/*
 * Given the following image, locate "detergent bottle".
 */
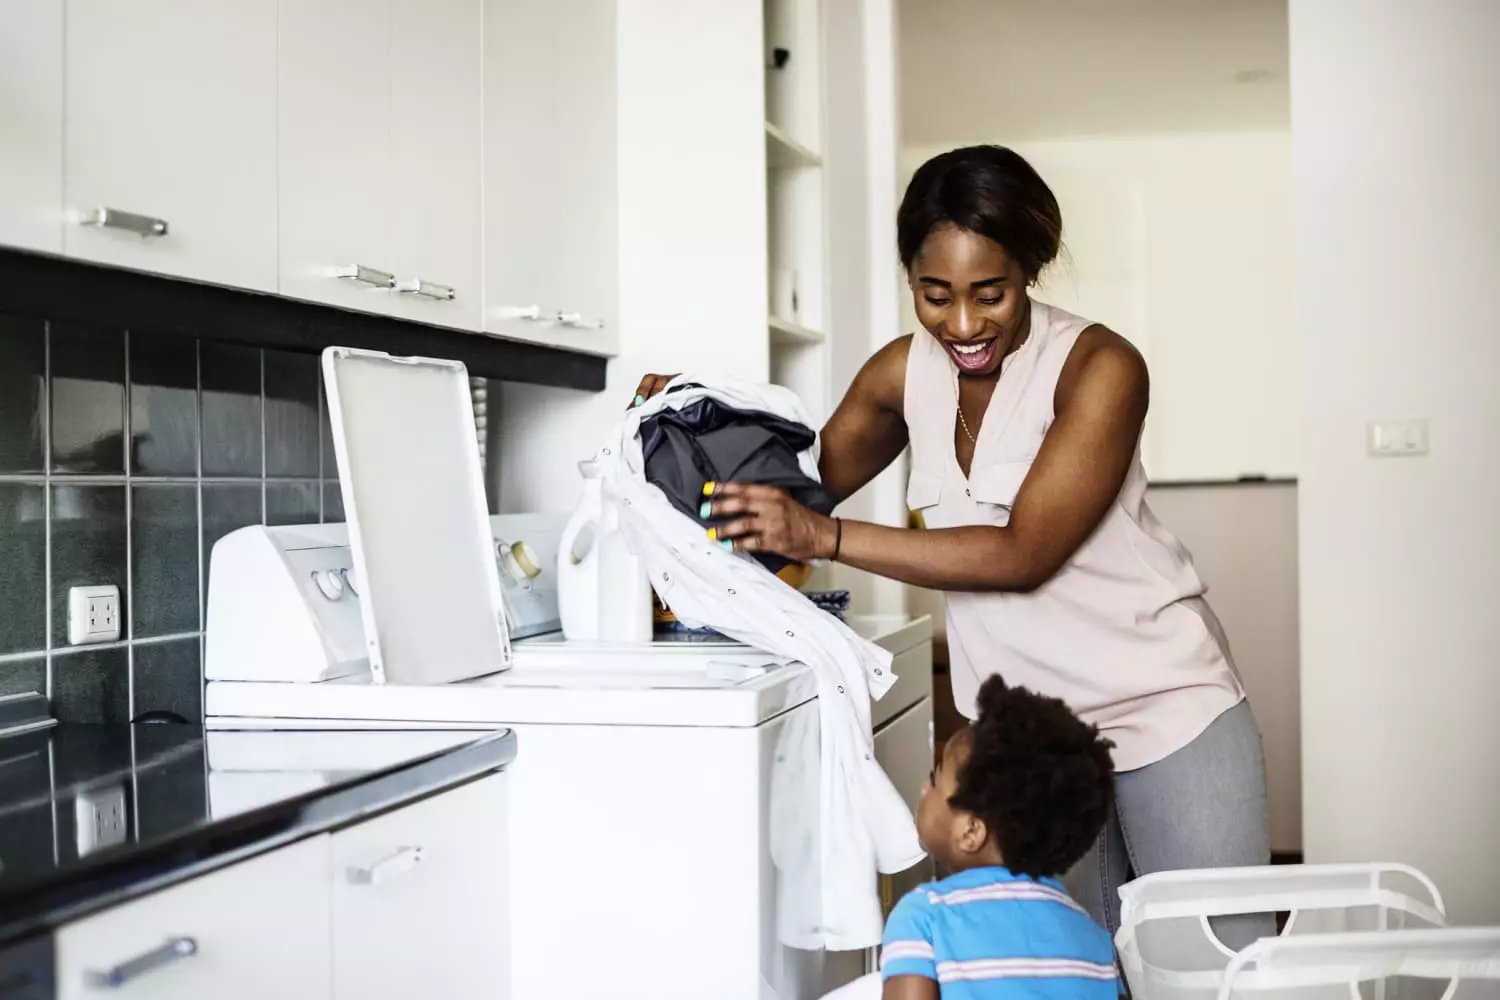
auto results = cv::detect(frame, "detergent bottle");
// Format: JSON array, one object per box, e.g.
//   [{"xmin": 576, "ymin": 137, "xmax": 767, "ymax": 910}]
[{"xmin": 556, "ymin": 459, "xmax": 654, "ymax": 643}]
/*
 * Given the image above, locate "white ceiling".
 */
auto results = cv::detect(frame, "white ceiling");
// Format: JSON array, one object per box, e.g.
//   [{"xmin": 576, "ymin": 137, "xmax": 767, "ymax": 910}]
[{"xmin": 898, "ymin": 0, "xmax": 1290, "ymax": 146}]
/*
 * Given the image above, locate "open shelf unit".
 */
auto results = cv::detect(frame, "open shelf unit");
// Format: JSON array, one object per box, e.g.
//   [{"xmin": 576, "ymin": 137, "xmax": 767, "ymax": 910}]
[{"xmin": 763, "ymin": 0, "xmax": 830, "ymax": 423}]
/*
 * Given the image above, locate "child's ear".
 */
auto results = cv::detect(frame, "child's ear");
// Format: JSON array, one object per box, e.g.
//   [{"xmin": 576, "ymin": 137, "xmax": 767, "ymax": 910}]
[{"xmin": 955, "ymin": 813, "xmax": 988, "ymax": 856}]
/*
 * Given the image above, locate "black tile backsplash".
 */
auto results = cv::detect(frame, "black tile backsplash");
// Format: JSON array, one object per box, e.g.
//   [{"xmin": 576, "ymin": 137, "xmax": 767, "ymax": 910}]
[
  {"xmin": 267, "ymin": 481, "xmax": 320, "ymax": 527},
  {"xmin": 0, "ymin": 315, "xmax": 46, "ymax": 474},
  {"xmin": 50, "ymin": 324, "xmax": 127, "ymax": 476},
  {"xmin": 0, "ymin": 315, "xmax": 342, "ymax": 722},
  {"xmin": 264, "ymin": 350, "xmax": 320, "ymax": 478},
  {"xmin": 131, "ymin": 485, "xmax": 199, "ymax": 638},
  {"xmin": 0, "ymin": 484, "xmax": 45, "ymax": 655},
  {"xmin": 200, "ymin": 343, "xmax": 262, "ymax": 478},
  {"xmin": 0, "ymin": 658, "xmax": 45, "ymax": 706},
  {"xmin": 49, "ymin": 484, "xmax": 128, "ymax": 648},
  {"xmin": 52, "ymin": 646, "xmax": 130, "ymax": 725},
  {"xmin": 133, "ymin": 639, "xmax": 202, "ymax": 724},
  {"xmin": 129, "ymin": 333, "xmax": 199, "ymax": 477}
]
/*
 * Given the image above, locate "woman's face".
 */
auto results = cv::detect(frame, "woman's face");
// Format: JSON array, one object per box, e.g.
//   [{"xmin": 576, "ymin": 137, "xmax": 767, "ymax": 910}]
[{"xmin": 909, "ymin": 223, "xmax": 1031, "ymax": 378}]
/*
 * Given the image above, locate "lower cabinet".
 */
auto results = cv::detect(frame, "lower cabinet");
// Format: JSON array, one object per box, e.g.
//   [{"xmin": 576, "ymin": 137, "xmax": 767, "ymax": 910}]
[
  {"xmin": 874, "ymin": 697, "xmax": 936, "ymax": 917},
  {"xmin": 54, "ymin": 835, "xmax": 332, "ymax": 1000},
  {"xmin": 330, "ymin": 773, "xmax": 509, "ymax": 999},
  {"xmin": 53, "ymin": 771, "xmax": 509, "ymax": 1000}
]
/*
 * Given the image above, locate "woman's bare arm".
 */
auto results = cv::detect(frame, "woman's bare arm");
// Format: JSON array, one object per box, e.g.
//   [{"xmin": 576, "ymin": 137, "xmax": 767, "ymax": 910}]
[
  {"xmin": 832, "ymin": 327, "xmax": 1147, "ymax": 591},
  {"xmin": 709, "ymin": 327, "xmax": 1148, "ymax": 593}
]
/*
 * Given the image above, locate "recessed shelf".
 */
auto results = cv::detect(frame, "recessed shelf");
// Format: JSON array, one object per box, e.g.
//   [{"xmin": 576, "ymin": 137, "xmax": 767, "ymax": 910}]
[
  {"xmin": 769, "ymin": 315, "xmax": 825, "ymax": 345},
  {"xmin": 765, "ymin": 121, "xmax": 822, "ymax": 169}
]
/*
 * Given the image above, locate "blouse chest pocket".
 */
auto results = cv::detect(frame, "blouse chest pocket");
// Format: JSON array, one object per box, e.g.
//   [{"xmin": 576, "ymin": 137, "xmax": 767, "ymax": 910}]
[
  {"xmin": 906, "ymin": 471, "xmax": 943, "ymax": 512},
  {"xmin": 967, "ymin": 460, "xmax": 1033, "ymax": 526},
  {"xmin": 905, "ymin": 471, "xmax": 948, "ymax": 529}
]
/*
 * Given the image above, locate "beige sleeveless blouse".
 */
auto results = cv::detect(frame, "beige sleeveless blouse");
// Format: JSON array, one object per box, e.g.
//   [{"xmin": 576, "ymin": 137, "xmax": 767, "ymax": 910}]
[{"xmin": 904, "ymin": 299, "xmax": 1244, "ymax": 771}]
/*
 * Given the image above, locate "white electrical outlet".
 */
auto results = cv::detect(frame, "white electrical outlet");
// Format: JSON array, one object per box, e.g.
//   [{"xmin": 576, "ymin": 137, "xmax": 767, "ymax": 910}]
[
  {"xmin": 67, "ymin": 585, "xmax": 121, "ymax": 645},
  {"xmin": 75, "ymin": 782, "xmax": 128, "ymax": 856}
]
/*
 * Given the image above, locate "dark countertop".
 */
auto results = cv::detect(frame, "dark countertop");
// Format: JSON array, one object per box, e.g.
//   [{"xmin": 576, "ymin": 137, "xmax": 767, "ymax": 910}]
[{"xmin": 0, "ymin": 722, "xmax": 516, "ymax": 951}]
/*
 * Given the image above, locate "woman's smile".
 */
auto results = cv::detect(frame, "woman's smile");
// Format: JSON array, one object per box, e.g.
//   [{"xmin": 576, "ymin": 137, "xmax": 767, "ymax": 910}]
[{"xmin": 945, "ymin": 337, "xmax": 1000, "ymax": 373}]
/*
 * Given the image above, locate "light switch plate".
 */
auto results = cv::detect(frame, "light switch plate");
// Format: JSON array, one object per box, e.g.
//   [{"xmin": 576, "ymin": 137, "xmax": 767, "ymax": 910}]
[
  {"xmin": 67, "ymin": 585, "xmax": 121, "ymax": 645},
  {"xmin": 1367, "ymin": 419, "xmax": 1429, "ymax": 458}
]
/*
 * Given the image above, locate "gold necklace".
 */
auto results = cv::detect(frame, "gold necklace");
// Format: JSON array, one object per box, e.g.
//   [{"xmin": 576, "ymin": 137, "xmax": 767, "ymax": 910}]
[{"xmin": 955, "ymin": 374, "xmax": 977, "ymax": 444}]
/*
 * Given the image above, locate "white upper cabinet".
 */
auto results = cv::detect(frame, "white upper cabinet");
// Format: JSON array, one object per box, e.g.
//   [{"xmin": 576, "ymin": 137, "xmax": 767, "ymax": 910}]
[
  {"xmin": 64, "ymin": 0, "xmax": 278, "ymax": 291},
  {"xmin": 385, "ymin": 0, "xmax": 483, "ymax": 331},
  {"xmin": 545, "ymin": 0, "xmax": 619, "ymax": 356},
  {"xmin": 0, "ymin": 0, "xmax": 627, "ymax": 352},
  {"xmin": 279, "ymin": 0, "xmax": 483, "ymax": 327},
  {"xmin": 277, "ymin": 0, "xmax": 396, "ymax": 315},
  {"xmin": 0, "ymin": 0, "xmax": 63, "ymax": 254},
  {"xmin": 482, "ymin": 0, "xmax": 619, "ymax": 356}
]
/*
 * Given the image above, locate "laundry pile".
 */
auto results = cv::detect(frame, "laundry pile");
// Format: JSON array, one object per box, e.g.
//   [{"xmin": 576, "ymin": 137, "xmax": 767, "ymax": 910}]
[
  {"xmin": 637, "ymin": 384, "xmax": 836, "ymax": 576},
  {"xmin": 654, "ymin": 589, "xmax": 851, "ymax": 639},
  {"xmin": 590, "ymin": 376, "xmax": 923, "ymax": 951}
]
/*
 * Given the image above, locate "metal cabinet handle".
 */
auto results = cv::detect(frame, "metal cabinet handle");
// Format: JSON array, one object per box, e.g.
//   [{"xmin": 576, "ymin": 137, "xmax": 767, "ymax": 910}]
[
  {"xmin": 87, "ymin": 936, "xmax": 198, "ymax": 990},
  {"xmin": 556, "ymin": 311, "xmax": 604, "ymax": 330},
  {"xmin": 394, "ymin": 278, "xmax": 455, "ymax": 301},
  {"xmin": 346, "ymin": 845, "xmax": 425, "ymax": 886},
  {"xmin": 334, "ymin": 264, "xmax": 396, "ymax": 288},
  {"xmin": 494, "ymin": 304, "xmax": 543, "ymax": 321},
  {"xmin": 78, "ymin": 207, "xmax": 168, "ymax": 237}
]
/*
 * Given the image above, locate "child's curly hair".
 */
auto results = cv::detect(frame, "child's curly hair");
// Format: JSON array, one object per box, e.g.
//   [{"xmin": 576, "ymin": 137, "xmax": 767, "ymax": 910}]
[{"xmin": 948, "ymin": 676, "xmax": 1116, "ymax": 878}]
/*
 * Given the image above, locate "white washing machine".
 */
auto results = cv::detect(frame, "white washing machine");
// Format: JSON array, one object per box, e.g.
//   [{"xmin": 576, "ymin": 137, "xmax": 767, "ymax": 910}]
[
  {"xmin": 205, "ymin": 517, "xmax": 933, "ymax": 1000},
  {"xmin": 203, "ymin": 349, "xmax": 934, "ymax": 998}
]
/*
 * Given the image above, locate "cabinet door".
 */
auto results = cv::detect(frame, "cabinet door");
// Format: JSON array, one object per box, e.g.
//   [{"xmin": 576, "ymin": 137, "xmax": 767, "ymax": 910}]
[
  {"xmin": 875, "ymin": 698, "xmax": 935, "ymax": 914},
  {"xmin": 386, "ymin": 0, "xmax": 483, "ymax": 331},
  {"xmin": 0, "ymin": 0, "xmax": 63, "ymax": 254},
  {"xmin": 542, "ymin": 0, "xmax": 617, "ymax": 355},
  {"xmin": 54, "ymin": 835, "xmax": 332, "ymax": 1000},
  {"xmin": 277, "ymin": 0, "xmax": 395, "ymax": 315},
  {"xmin": 481, "ymin": 0, "xmax": 618, "ymax": 356},
  {"xmin": 331, "ymin": 773, "xmax": 509, "ymax": 1000},
  {"xmin": 63, "ymin": 0, "xmax": 277, "ymax": 290},
  {"xmin": 481, "ymin": 0, "xmax": 558, "ymax": 347}
]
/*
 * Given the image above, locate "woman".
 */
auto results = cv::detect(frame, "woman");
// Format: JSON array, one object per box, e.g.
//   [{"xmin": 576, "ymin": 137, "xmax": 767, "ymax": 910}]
[{"xmin": 634, "ymin": 145, "xmax": 1270, "ymax": 945}]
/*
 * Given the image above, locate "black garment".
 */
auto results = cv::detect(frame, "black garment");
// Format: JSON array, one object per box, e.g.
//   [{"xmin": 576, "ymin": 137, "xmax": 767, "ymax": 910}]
[{"xmin": 638, "ymin": 388, "xmax": 833, "ymax": 574}]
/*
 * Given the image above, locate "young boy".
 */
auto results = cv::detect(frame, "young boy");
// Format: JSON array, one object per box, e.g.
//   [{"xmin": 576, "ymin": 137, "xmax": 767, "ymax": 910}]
[{"xmin": 881, "ymin": 676, "xmax": 1119, "ymax": 999}]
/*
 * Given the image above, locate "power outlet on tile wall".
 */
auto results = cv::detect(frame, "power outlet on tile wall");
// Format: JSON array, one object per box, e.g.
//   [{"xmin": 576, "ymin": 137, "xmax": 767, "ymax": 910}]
[
  {"xmin": 68, "ymin": 585, "xmax": 121, "ymax": 646},
  {"xmin": 75, "ymin": 782, "xmax": 128, "ymax": 856}
]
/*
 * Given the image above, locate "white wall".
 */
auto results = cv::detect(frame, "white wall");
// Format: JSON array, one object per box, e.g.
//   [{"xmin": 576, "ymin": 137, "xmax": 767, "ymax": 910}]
[
  {"xmin": 1293, "ymin": 0, "xmax": 1500, "ymax": 924},
  {"xmin": 900, "ymin": 133, "xmax": 1296, "ymax": 482},
  {"xmin": 494, "ymin": 0, "xmax": 768, "ymax": 513},
  {"xmin": 818, "ymin": 0, "xmax": 908, "ymax": 615},
  {"xmin": 1147, "ymin": 482, "xmax": 1302, "ymax": 854}
]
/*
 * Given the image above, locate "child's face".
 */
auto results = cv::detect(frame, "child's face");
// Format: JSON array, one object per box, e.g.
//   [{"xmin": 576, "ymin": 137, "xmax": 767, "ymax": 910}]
[{"xmin": 916, "ymin": 727, "xmax": 993, "ymax": 871}]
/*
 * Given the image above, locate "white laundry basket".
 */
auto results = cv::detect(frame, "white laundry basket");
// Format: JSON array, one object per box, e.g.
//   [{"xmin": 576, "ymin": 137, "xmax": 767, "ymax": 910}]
[
  {"xmin": 1217, "ymin": 927, "xmax": 1500, "ymax": 1000},
  {"xmin": 1116, "ymin": 864, "xmax": 1448, "ymax": 1000}
]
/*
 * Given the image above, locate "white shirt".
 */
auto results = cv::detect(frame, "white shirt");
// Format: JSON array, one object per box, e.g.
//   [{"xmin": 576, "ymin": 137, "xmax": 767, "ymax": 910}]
[{"xmin": 591, "ymin": 376, "xmax": 924, "ymax": 951}]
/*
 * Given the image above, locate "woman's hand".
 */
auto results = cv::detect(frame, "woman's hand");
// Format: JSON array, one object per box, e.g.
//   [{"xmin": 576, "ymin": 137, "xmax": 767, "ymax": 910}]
[
  {"xmin": 705, "ymin": 483, "xmax": 838, "ymax": 562},
  {"xmin": 628, "ymin": 372, "xmax": 680, "ymax": 409}
]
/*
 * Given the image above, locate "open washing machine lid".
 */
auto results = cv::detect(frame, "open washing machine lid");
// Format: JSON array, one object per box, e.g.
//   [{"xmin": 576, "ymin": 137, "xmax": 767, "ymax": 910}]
[{"xmin": 322, "ymin": 347, "xmax": 510, "ymax": 686}]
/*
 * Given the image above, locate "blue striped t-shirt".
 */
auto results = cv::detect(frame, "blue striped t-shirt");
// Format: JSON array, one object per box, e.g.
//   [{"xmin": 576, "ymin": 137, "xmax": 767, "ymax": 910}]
[{"xmin": 881, "ymin": 866, "xmax": 1120, "ymax": 998}]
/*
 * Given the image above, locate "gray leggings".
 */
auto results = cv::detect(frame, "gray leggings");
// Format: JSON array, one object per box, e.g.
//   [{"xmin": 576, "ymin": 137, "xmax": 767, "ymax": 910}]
[{"xmin": 1062, "ymin": 699, "xmax": 1275, "ymax": 951}]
